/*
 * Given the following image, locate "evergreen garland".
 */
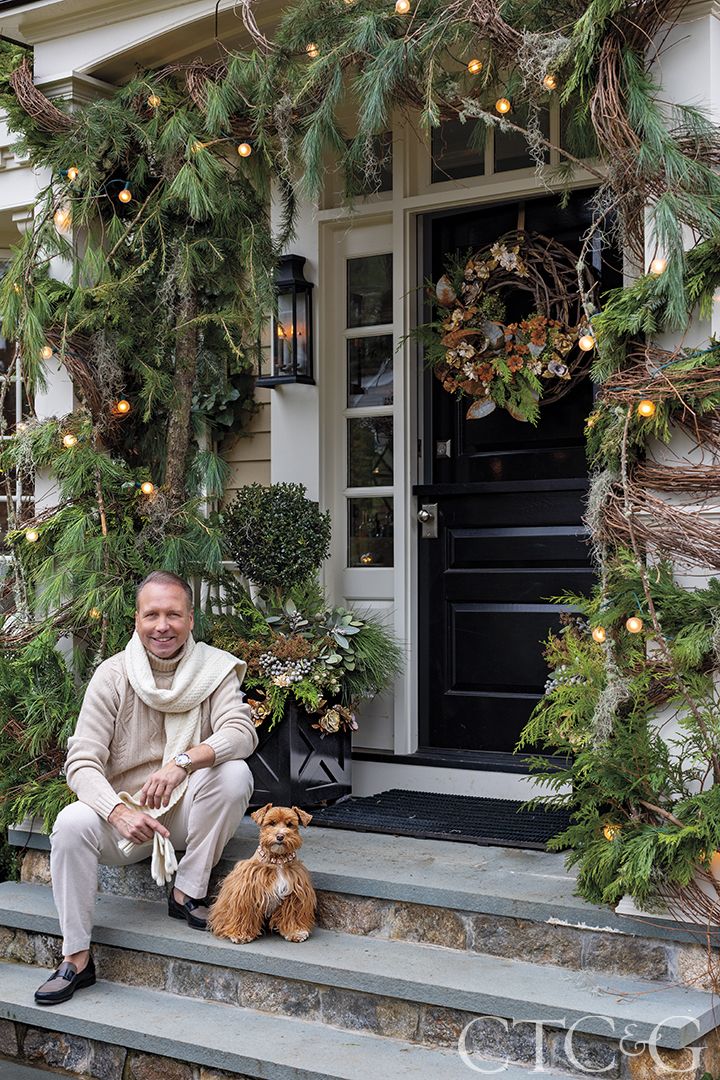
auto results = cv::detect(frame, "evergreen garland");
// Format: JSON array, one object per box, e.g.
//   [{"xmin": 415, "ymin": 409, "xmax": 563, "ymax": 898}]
[{"xmin": 0, "ymin": 0, "xmax": 719, "ymax": 917}]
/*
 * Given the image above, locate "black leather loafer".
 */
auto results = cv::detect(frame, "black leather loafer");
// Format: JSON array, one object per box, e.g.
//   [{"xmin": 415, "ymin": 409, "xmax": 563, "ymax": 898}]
[
  {"xmin": 168, "ymin": 890, "xmax": 209, "ymax": 930},
  {"xmin": 34, "ymin": 955, "xmax": 96, "ymax": 1005}
]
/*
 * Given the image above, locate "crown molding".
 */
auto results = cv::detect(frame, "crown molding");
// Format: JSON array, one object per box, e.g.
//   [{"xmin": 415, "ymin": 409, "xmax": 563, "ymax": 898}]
[
  {"xmin": 36, "ymin": 71, "xmax": 115, "ymax": 102},
  {"xmin": 672, "ymin": 0, "xmax": 720, "ymax": 20},
  {"xmin": 18, "ymin": 0, "xmax": 236, "ymax": 44}
]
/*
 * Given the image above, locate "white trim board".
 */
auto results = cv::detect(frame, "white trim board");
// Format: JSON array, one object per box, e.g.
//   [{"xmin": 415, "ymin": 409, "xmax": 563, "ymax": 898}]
[{"xmin": 350, "ymin": 758, "xmax": 566, "ymax": 800}]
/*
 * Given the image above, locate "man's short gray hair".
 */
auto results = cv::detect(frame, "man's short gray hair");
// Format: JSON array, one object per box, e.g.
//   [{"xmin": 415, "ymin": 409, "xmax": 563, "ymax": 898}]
[{"xmin": 136, "ymin": 571, "xmax": 193, "ymax": 609}]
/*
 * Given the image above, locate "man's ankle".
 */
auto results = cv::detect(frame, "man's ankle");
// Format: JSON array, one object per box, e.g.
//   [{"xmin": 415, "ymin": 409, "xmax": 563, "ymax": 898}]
[
  {"xmin": 173, "ymin": 887, "xmax": 186, "ymax": 904},
  {"xmin": 64, "ymin": 950, "xmax": 90, "ymax": 972}
]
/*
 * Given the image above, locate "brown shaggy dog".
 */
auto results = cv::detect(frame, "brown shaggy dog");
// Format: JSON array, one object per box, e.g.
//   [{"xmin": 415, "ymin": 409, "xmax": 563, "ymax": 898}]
[{"xmin": 208, "ymin": 803, "xmax": 317, "ymax": 944}]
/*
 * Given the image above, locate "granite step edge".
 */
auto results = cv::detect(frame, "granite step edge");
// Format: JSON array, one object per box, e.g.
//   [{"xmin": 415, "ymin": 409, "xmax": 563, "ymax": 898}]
[
  {"xmin": 11, "ymin": 831, "xmax": 709, "ymax": 949},
  {"xmin": 0, "ymin": 962, "xmax": 576, "ymax": 1080},
  {"xmin": 0, "ymin": 883, "xmax": 717, "ymax": 1050}
]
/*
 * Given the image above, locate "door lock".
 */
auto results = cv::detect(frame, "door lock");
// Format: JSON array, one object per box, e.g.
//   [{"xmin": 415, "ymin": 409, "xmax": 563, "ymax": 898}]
[{"xmin": 417, "ymin": 503, "xmax": 438, "ymax": 539}]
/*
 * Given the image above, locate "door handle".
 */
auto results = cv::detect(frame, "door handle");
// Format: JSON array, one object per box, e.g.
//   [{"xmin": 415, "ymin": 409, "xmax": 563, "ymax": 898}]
[{"xmin": 417, "ymin": 503, "xmax": 438, "ymax": 539}]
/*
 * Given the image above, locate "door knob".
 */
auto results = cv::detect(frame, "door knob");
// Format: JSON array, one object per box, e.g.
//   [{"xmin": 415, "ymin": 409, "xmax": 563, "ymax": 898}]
[{"xmin": 417, "ymin": 503, "xmax": 438, "ymax": 538}]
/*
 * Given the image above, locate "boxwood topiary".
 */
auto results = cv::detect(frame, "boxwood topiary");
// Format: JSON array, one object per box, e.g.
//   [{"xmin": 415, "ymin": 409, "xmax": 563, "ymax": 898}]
[{"xmin": 221, "ymin": 482, "xmax": 331, "ymax": 592}]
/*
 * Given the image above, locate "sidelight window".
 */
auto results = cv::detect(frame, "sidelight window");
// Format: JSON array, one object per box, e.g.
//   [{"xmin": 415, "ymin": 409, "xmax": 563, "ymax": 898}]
[{"xmin": 344, "ymin": 254, "xmax": 394, "ymax": 568}]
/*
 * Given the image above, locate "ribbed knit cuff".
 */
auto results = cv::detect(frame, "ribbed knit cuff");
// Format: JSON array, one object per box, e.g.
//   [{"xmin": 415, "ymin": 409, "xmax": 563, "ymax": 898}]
[
  {"xmin": 94, "ymin": 791, "xmax": 124, "ymax": 821},
  {"xmin": 202, "ymin": 732, "xmax": 235, "ymax": 765}
]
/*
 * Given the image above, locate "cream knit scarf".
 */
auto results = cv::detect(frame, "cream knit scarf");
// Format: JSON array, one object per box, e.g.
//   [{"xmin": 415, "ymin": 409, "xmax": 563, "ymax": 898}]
[{"xmin": 116, "ymin": 631, "xmax": 246, "ymax": 885}]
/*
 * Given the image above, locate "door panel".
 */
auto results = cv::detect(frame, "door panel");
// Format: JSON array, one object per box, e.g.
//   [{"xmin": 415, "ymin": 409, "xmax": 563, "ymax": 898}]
[{"xmin": 417, "ymin": 190, "xmax": 620, "ymax": 760}]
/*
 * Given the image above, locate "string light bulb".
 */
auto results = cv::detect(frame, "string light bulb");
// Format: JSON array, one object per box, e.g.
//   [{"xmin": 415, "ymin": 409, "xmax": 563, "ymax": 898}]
[
  {"xmin": 360, "ymin": 553, "xmax": 374, "ymax": 565},
  {"xmin": 603, "ymin": 823, "xmax": 622, "ymax": 842},
  {"xmin": 237, "ymin": 143, "xmax": 252, "ymax": 158},
  {"xmin": 25, "ymin": 529, "xmax": 39, "ymax": 544},
  {"xmin": 306, "ymin": 43, "xmax": 320, "ymax": 58},
  {"xmin": 543, "ymin": 73, "xmax": 558, "ymax": 91},
  {"xmin": 41, "ymin": 345, "xmax": 53, "ymax": 360},
  {"xmin": 53, "ymin": 206, "xmax": 72, "ymax": 233},
  {"xmin": 649, "ymin": 257, "xmax": 667, "ymax": 276},
  {"xmin": 62, "ymin": 433, "xmax": 78, "ymax": 448},
  {"xmin": 592, "ymin": 626, "xmax": 607, "ymax": 644},
  {"xmin": 118, "ymin": 188, "xmax": 132, "ymax": 204},
  {"xmin": 140, "ymin": 481, "xmax": 155, "ymax": 496},
  {"xmin": 15, "ymin": 421, "xmax": 27, "ymax": 434},
  {"xmin": 66, "ymin": 166, "xmax": 79, "ymax": 181},
  {"xmin": 578, "ymin": 333, "xmax": 595, "ymax": 352},
  {"xmin": 89, "ymin": 607, "xmax": 102, "ymax": 619},
  {"xmin": 147, "ymin": 94, "xmax": 161, "ymax": 108},
  {"xmin": 637, "ymin": 399, "xmax": 656, "ymax": 419},
  {"xmin": 395, "ymin": 0, "xmax": 411, "ymax": 12},
  {"xmin": 115, "ymin": 399, "xmax": 131, "ymax": 415},
  {"xmin": 626, "ymin": 616, "xmax": 644, "ymax": 634},
  {"xmin": 12, "ymin": 283, "xmax": 21, "ymax": 295},
  {"xmin": 495, "ymin": 97, "xmax": 511, "ymax": 114},
  {"xmin": 467, "ymin": 58, "xmax": 483, "ymax": 75}
]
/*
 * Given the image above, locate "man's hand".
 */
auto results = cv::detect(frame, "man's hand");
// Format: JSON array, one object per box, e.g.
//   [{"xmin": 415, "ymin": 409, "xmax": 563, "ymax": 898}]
[
  {"xmin": 108, "ymin": 805, "xmax": 170, "ymax": 843},
  {"xmin": 138, "ymin": 762, "xmax": 187, "ymax": 809}
]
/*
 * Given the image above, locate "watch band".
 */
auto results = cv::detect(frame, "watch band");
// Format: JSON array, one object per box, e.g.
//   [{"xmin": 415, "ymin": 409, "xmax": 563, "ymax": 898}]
[{"xmin": 174, "ymin": 753, "xmax": 193, "ymax": 773}]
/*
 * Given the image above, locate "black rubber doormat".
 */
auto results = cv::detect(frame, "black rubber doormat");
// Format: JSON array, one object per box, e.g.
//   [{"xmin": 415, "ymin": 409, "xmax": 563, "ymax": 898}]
[{"xmin": 309, "ymin": 788, "xmax": 571, "ymax": 850}]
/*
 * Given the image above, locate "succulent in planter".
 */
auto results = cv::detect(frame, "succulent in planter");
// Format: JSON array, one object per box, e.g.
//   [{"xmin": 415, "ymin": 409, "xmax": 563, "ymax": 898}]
[{"xmin": 216, "ymin": 483, "xmax": 402, "ymax": 736}]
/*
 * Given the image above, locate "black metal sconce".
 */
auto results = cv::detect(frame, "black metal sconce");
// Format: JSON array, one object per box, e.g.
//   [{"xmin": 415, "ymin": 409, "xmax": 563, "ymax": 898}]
[{"xmin": 257, "ymin": 254, "xmax": 315, "ymax": 387}]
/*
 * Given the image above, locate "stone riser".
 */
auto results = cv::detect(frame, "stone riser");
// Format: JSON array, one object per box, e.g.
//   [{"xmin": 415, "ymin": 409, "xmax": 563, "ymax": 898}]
[
  {"xmin": 0, "ymin": 1020, "xmax": 246, "ymax": 1080},
  {"xmin": 1, "ymin": 927, "xmax": 715, "ymax": 1079},
  {"xmin": 20, "ymin": 850, "xmax": 715, "ymax": 990}
]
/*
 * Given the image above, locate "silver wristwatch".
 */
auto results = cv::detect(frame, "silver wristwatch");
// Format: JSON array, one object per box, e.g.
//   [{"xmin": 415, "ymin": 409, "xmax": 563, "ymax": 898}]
[{"xmin": 174, "ymin": 752, "xmax": 193, "ymax": 774}]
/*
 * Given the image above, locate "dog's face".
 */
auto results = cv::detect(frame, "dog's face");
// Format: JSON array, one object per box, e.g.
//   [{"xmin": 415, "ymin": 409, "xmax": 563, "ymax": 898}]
[{"xmin": 250, "ymin": 804, "xmax": 312, "ymax": 856}]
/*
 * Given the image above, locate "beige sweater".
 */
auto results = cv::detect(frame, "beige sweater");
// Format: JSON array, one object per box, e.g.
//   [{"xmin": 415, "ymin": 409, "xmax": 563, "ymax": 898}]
[{"xmin": 65, "ymin": 646, "xmax": 258, "ymax": 821}]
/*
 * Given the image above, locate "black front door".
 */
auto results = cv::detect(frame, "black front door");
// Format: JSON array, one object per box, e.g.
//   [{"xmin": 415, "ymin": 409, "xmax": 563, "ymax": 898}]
[{"xmin": 416, "ymin": 190, "xmax": 620, "ymax": 766}]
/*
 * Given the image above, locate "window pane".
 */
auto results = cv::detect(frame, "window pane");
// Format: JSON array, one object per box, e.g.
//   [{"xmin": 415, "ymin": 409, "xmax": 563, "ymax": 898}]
[
  {"xmin": 431, "ymin": 119, "xmax": 485, "ymax": 183},
  {"xmin": 494, "ymin": 106, "xmax": 549, "ymax": 173},
  {"xmin": 347, "ymin": 417, "xmax": 393, "ymax": 488},
  {"xmin": 348, "ymin": 497, "xmax": 393, "ymax": 567},
  {"xmin": 347, "ymin": 254, "xmax": 393, "ymax": 328},
  {"xmin": 347, "ymin": 335, "xmax": 394, "ymax": 408}
]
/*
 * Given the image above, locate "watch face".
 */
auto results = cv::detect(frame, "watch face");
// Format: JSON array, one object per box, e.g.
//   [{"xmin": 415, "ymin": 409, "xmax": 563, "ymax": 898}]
[{"xmin": 176, "ymin": 753, "xmax": 191, "ymax": 766}]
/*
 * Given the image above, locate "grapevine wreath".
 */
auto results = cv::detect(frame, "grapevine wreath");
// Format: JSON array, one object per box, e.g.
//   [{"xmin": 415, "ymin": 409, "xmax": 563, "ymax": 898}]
[{"xmin": 418, "ymin": 230, "xmax": 598, "ymax": 423}]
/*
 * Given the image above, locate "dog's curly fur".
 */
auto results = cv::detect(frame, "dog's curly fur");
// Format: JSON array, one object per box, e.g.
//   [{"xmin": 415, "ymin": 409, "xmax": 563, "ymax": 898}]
[{"xmin": 208, "ymin": 803, "xmax": 316, "ymax": 944}]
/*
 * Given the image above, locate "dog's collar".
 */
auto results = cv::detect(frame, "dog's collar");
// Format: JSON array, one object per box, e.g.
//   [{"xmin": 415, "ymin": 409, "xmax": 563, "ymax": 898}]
[{"xmin": 255, "ymin": 844, "xmax": 297, "ymax": 866}]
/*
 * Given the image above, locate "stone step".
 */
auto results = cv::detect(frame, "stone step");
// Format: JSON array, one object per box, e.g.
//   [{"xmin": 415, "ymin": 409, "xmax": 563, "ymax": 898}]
[
  {"xmin": 0, "ymin": 962, "xmax": 577, "ymax": 1080},
  {"xmin": 0, "ymin": 1062, "xmax": 72, "ymax": 1079},
  {"xmin": 0, "ymin": 881, "xmax": 717, "ymax": 1063},
  {"xmin": 16, "ymin": 825, "xmax": 716, "ymax": 985}
]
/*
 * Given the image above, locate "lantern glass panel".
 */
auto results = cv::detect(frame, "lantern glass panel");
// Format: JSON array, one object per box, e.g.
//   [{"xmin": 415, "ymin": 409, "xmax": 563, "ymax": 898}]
[
  {"xmin": 274, "ymin": 291, "xmax": 295, "ymax": 377},
  {"xmin": 294, "ymin": 290, "xmax": 310, "ymax": 378}
]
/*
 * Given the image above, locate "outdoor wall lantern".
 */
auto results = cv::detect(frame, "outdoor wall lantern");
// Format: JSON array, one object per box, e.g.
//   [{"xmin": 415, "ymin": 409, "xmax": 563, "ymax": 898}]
[{"xmin": 257, "ymin": 254, "xmax": 315, "ymax": 387}]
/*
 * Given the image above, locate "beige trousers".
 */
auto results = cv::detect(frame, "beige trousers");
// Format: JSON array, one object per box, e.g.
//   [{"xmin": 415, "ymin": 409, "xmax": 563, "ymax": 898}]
[{"xmin": 50, "ymin": 759, "xmax": 254, "ymax": 954}]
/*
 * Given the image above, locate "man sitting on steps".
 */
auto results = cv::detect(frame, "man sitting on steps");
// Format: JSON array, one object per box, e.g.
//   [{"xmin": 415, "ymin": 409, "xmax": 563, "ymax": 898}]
[{"xmin": 34, "ymin": 569, "xmax": 257, "ymax": 1005}]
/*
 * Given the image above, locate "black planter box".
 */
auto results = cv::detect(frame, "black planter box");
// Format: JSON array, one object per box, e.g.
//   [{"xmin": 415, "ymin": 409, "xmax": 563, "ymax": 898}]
[{"xmin": 247, "ymin": 699, "xmax": 352, "ymax": 809}]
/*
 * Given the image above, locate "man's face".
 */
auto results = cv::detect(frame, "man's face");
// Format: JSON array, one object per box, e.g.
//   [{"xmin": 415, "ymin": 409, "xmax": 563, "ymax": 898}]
[{"xmin": 135, "ymin": 582, "xmax": 194, "ymax": 659}]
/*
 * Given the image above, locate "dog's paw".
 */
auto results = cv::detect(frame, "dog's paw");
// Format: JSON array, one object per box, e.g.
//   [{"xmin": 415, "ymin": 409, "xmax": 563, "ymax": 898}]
[
  {"xmin": 283, "ymin": 930, "xmax": 310, "ymax": 942},
  {"xmin": 230, "ymin": 935, "xmax": 256, "ymax": 944}
]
